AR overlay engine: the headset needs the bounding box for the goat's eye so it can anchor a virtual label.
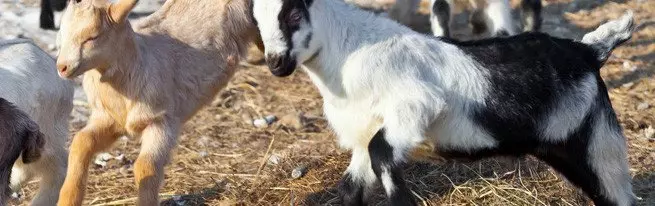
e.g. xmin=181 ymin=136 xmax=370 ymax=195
xmin=287 ymin=9 xmax=302 ymax=26
xmin=84 ymin=35 xmax=100 ymax=43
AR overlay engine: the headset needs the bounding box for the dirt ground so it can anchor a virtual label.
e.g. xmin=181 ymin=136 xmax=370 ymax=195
xmin=6 ymin=0 xmax=655 ymax=205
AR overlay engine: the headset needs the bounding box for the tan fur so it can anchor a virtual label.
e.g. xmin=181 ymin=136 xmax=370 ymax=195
xmin=55 ymin=0 xmax=259 ymax=205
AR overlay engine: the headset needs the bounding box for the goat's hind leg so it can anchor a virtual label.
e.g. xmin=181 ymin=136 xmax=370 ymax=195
xmin=429 ymin=0 xmax=452 ymax=37
xmin=535 ymin=113 xmax=634 ymax=206
xmin=134 ymin=122 xmax=178 ymax=205
xmin=368 ymin=128 xmax=416 ymax=205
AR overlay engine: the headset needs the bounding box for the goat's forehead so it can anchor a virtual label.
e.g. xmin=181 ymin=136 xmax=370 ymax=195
xmin=253 ymin=0 xmax=284 ymax=18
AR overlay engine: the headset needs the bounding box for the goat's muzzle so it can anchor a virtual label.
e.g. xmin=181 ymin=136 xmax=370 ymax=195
xmin=265 ymin=53 xmax=296 ymax=77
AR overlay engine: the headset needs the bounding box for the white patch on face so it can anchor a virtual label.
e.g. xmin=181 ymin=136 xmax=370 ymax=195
xmin=380 ymin=166 xmax=396 ymax=195
xmin=541 ymin=74 xmax=597 ymax=142
xmin=589 ymin=112 xmax=634 ymax=206
xmin=252 ymin=0 xmax=288 ymax=57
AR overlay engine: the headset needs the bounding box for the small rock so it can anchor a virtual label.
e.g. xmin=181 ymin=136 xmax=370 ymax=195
xmin=93 ymin=153 xmax=114 ymax=167
xmin=265 ymin=115 xmax=277 ymax=124
xmin=637 ymin=102 xmax=649 ymax=110
xmin=115 ymin=154 xmax=125 ymax=161
xmin=622 ymin=82 xmax=634 ymax=88
xmin=644 ymin=126 xmax=655 ymax=139
xmin=97 ymin=153 xmax=114 ymax=161
xmin=253 ymin=118 xmax=268 ymax=128
xmin=94 ymin=158 xmax=108 ymax=167
xmin=268 ymin=154 xmax=281 ymax=165
xmin=198 ymin=151 xmax=209 ymax=158
xmin=291 ymin=165 xmax=308 ymax=179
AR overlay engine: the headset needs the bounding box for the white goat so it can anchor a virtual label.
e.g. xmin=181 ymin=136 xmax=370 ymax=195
xmin=0 ymin=39 xmax=73 ymax=205
xmin=252 ymin=0 xmax=635 ymax=205
xmin=54 ymin=0 xmax=260 ymax=205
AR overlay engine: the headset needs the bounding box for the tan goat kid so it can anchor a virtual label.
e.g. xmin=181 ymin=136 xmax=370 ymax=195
xmin=54 ymin=0 xmax=260 ymax=205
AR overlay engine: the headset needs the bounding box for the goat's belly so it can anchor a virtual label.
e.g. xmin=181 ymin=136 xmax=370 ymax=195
xmin=424 ymin=114 xmax=499 ymax=154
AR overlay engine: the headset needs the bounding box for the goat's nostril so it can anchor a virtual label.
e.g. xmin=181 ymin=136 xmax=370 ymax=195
xmin=57 ymin=65 xmax=68 ymax=73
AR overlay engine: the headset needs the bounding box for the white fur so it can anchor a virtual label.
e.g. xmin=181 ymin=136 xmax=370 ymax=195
xmin=380 ymin=166 xmax=396 ymax=195
xmin=483 ymin=0 xmax=516 ymax=35
xmin=0 ymin=39 xmax=73 ymax=205
xmin=540 ymin=74 xmax=597 ymax=142
xmin=589 ymin=112 xmax=634 ymax=206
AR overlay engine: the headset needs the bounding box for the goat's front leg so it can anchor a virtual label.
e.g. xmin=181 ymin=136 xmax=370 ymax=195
xmin=134 ymin=122 xmax=177 ymax=206
xmin=58 ymin=113 xmax=120 ymax=206
xmin=338 ymin=147 xmax=377 ymax=206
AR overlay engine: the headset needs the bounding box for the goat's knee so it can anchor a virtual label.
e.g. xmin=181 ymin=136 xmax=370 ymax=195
xmin=430 ymin=0 xmax=452 ymax=37
xmin=368 ymin=129 xmax=416 ymax=205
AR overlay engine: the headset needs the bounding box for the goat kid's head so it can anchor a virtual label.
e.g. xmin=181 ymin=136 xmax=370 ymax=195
xmin=55 ymin=0 xmax=137 ymax=79
xmin=252 ymin=0 xmax=319 ymax=77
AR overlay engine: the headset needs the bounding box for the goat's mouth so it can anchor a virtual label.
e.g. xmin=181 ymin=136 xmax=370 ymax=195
xmin=266 ymin=54 xmax=297 ymax=77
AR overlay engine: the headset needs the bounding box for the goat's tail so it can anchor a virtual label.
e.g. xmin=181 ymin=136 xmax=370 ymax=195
xmin=581 ymin=11 xmax=635 ymax=63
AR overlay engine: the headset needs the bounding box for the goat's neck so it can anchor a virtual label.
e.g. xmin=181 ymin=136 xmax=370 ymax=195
xmin=301 ymin=0 xmax=412 ymax=100
xmin=99 ymin=28 xmax=142 ymax=89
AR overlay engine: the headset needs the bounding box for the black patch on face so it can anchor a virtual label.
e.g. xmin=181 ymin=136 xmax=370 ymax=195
xmin=302 ymin=32 xmax=312 ymax=48
xmin=266 ymin=0 xmax=314 ymax=77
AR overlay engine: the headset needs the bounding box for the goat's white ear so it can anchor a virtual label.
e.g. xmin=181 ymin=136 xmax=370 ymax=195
xmin=109 ymin=0 xmax=137 ymax=23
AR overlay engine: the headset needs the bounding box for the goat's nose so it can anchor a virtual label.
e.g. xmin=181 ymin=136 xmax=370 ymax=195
xmin=266 ymin=54 xmax=283 ymax=69
xmin=57 ymin=64 xmax=68 ymax=73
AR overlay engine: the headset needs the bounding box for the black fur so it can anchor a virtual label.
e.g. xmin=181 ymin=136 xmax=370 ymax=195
xmin=338 ymin=173 xmax=366 ymax=206
xmin=368 ymin=129 xmax=416 ymax=206
xmin=39 ymin=0 xmax=68 ymax=30
xmin=0 ymin=98 xmax=45 ymax=205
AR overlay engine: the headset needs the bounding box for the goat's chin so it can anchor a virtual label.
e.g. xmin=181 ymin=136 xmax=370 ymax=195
xmin=270 ymin=62 xmax=297 ymax=77
xmin=270 ymin=68 xmax=295 ymax=77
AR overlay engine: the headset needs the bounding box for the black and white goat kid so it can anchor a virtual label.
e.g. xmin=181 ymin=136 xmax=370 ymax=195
xmin=251 ymin=0 xmax=636 ymax=205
